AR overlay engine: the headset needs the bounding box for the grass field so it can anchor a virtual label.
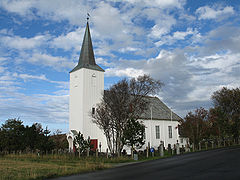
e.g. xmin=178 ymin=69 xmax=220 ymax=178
xmin=0 ymin=154 xmax=133 ymax=180
xmin=1 ymin=145 xmax=236 ymax=180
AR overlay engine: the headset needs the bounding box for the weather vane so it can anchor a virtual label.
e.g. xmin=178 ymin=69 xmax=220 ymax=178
xmin=87 ymin=13 xmax=90 ymax=22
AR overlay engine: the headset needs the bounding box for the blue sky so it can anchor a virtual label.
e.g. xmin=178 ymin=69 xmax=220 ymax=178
xmin=0 ymin=0 xmax=239 ymax=133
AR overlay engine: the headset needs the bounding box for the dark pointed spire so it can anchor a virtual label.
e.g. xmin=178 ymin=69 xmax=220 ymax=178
xmin=70 ymin=22 xmax=104 ymax=73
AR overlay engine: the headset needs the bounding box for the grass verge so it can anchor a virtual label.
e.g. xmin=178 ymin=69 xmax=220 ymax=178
xmin=0 ymin=154 xmax=132 ymax=180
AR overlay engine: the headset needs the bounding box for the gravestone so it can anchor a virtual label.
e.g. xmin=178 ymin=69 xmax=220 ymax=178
xmin=146 ymin=146 xmax=149 ymax=158
xmin=106 ymin=148 xmax=108 ymax=158
xmin=176 ymin=142 xmax=180 ymax=155
xmin=96 ymin=148 xmax=98 ymax=157
xmin=87 ymin=148 xmax=89 ymax=157
xmin=160 ymin=144 xmax=164 ymax=157
xmin=133 ymin=153 xmax=138 ymax=161
xmin=167 ymin=144 xmax=172 ymax=155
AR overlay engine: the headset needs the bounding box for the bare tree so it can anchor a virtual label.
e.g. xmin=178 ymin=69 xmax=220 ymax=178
xmin=92 ymin=75 xmax=162 ymax=155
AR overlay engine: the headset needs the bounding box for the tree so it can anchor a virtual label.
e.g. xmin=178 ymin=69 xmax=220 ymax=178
xmin=0 ymin=118 xmax=25 ymax=152
xmin=50 ymin=129 xmax=68 ymax=150
xmin=73 ymin=131 xmax=91 ymax=157
xmin=37 ymin=126 xmax=54 ymax=153
xmin=211 ymin=87 xmax=240 ymax=139
xmin=178 ymin=108 xmax=210 ymax=145
xmin=24 ymin=123 xmax=43 ymax=151
xmin=122 ymin=118 xmax=145 ymax=150
xmin=0 ymin=119 xmax=64 ymax=153
xmin=92 ymin=74 xmax=162 ymax=155
xmin=209 ymin=107 xmax=230 ymax=140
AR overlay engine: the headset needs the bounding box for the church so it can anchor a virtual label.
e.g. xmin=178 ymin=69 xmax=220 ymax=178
xmin=67 ymin=22 xmax=187 ymax=153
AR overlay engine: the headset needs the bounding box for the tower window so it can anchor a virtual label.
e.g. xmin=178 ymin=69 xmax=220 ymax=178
xmin=92 ymin=74 xmax=96 ymax=87
xmin=92 ymin=107 xmax=95 ymax=115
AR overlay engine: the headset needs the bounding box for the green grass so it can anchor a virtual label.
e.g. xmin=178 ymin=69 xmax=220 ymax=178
xmin=0 ymin=154 xmax=133 ymax=180
xmin=2 ymin=145 xmax=239 ymax=180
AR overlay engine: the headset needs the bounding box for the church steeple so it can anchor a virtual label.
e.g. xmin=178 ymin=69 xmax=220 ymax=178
xmin=70 ymin=22 xmax=104 ymax=73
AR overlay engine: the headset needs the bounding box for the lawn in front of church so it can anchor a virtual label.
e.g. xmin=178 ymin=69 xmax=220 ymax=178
xmin=0 ymin=153 xmax=132 ymax=180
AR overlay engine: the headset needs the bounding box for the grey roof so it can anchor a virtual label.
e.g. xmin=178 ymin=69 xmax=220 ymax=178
xmin=103 ymin=90 xmax=181 ymax=121
xmin=139 ymin=96 xmax=182 ymax=121
xmin=70 ymin=22 xmax=104 ymax=73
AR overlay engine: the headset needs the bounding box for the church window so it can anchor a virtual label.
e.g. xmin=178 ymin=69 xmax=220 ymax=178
xmin=168 ymin=126 xmax=172 ymax=138
xmin=74 ymin=75 xmax=78 ymax=87
xmin=92 ymin=107 xmax=95 ymax=115
xmin=155 ymin=125 xmax=160 ymax=139
xmin=92 ymin=74 xmax=96 ymax=87
xmin=180 ymin=138 xmax=183 ymax=143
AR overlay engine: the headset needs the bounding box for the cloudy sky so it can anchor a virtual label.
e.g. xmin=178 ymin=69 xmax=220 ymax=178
xmin=0 ymin=0 xmax=239 ymax=133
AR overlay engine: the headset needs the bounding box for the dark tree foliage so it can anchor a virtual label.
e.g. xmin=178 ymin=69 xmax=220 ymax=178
xmin=211 ymin=87 xmax=240 ymax=139
xmin=178 ymin=108 xmax=210 ymax=145
xmin=24 ymin=123 xmax=43 ymax=150
xmin=92 ymin=74 xmax=162 ymax=155
xmin=0 ymin=119 xmax=55 ymax=153
xmin=122 ymin=118 xmax=145 ymax=149
xmin=0 ymin=118 xmax=25 ymax=152
xmin=37 ymin=126 xmax=55 ymax=153
xmin=73 ymin=131 xmax=91 ymax=155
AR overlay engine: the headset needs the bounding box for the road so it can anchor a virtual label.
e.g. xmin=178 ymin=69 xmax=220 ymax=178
xmin=52 ymin=146 xmax=240 ymax=180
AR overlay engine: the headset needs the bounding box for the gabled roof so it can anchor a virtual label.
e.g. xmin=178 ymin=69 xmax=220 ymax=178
xmin=139 ymin=96 xmax=181 ymax=121
xmin=70 ymin=22 xmax=104 ymax=73
xmin=103 ymin=90 xmax=181 ymax=121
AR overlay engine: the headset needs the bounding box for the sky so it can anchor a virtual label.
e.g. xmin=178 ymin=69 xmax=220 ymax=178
xmin=0 ymin=0 xmax=239 ymax=134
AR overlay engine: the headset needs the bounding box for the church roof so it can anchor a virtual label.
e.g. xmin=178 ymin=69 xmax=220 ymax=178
xmin=139 ymin=96 xmax=182 ymax=121
xmin=70 ymin=22 xmax=104 ymax=73
xmin=103 ymin=90 xmax=181 ymax=121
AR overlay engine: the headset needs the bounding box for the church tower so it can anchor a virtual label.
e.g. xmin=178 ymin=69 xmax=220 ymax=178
xmin=68 ymin=22 xmax=106 ymax=151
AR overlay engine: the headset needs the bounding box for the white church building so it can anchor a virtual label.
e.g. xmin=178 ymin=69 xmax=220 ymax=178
xmin=67 ymin=22 xmax=187 ymax=153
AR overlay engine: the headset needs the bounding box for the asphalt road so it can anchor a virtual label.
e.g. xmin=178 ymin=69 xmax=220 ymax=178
xmin=52 ymin=146 xmax=240 ymax=180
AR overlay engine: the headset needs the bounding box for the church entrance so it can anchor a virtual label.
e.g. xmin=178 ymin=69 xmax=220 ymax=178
xmin=90 ymin=139 xmax=98 ymax=151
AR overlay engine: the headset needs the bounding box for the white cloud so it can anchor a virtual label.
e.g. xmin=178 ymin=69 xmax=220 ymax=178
xmin=0 ymin=67 xmax=4 ymax=73
xmin=196 ymin=5 xmax=234 ymax=20
xmin=0 ymin=91 xmax=69 ymax=125
xmin=150 ymin=24 xmax=169 ymax=38
xmin=1 ymin=34 xmax=49 ymax=50
xmin=0 ymin=68 xmax=69 ymax=129
xmin=119 ymin=0 xmax=185 ymax=9
xmin=51 ymin=28 xmax=84 ymax=51
xmin=0 ymin=0 xmax=34 ymax=16
xmin=149 ymin=14 xmax=176 ymax=39
xmin=105 ymin=67 xmax=144 ymax=78
xmin=144 ymin=0 xmax=184 ymax=8
xmin=155 ymin=28 xmax=198 ymax=47
xmin=92 ymin=1 xmax=133 ymax=45
xmin=29 ymin=53 xmax=74 ymax=70
xmin=173 ymin=28 xmax=194 ymax=40
xmin=119 ymin=47 xmax=140 ymax=53
xmin=13 ymin=73 xmax=48 ymax=81
xmin=0 ymin=0 xmax=87 ymax=25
